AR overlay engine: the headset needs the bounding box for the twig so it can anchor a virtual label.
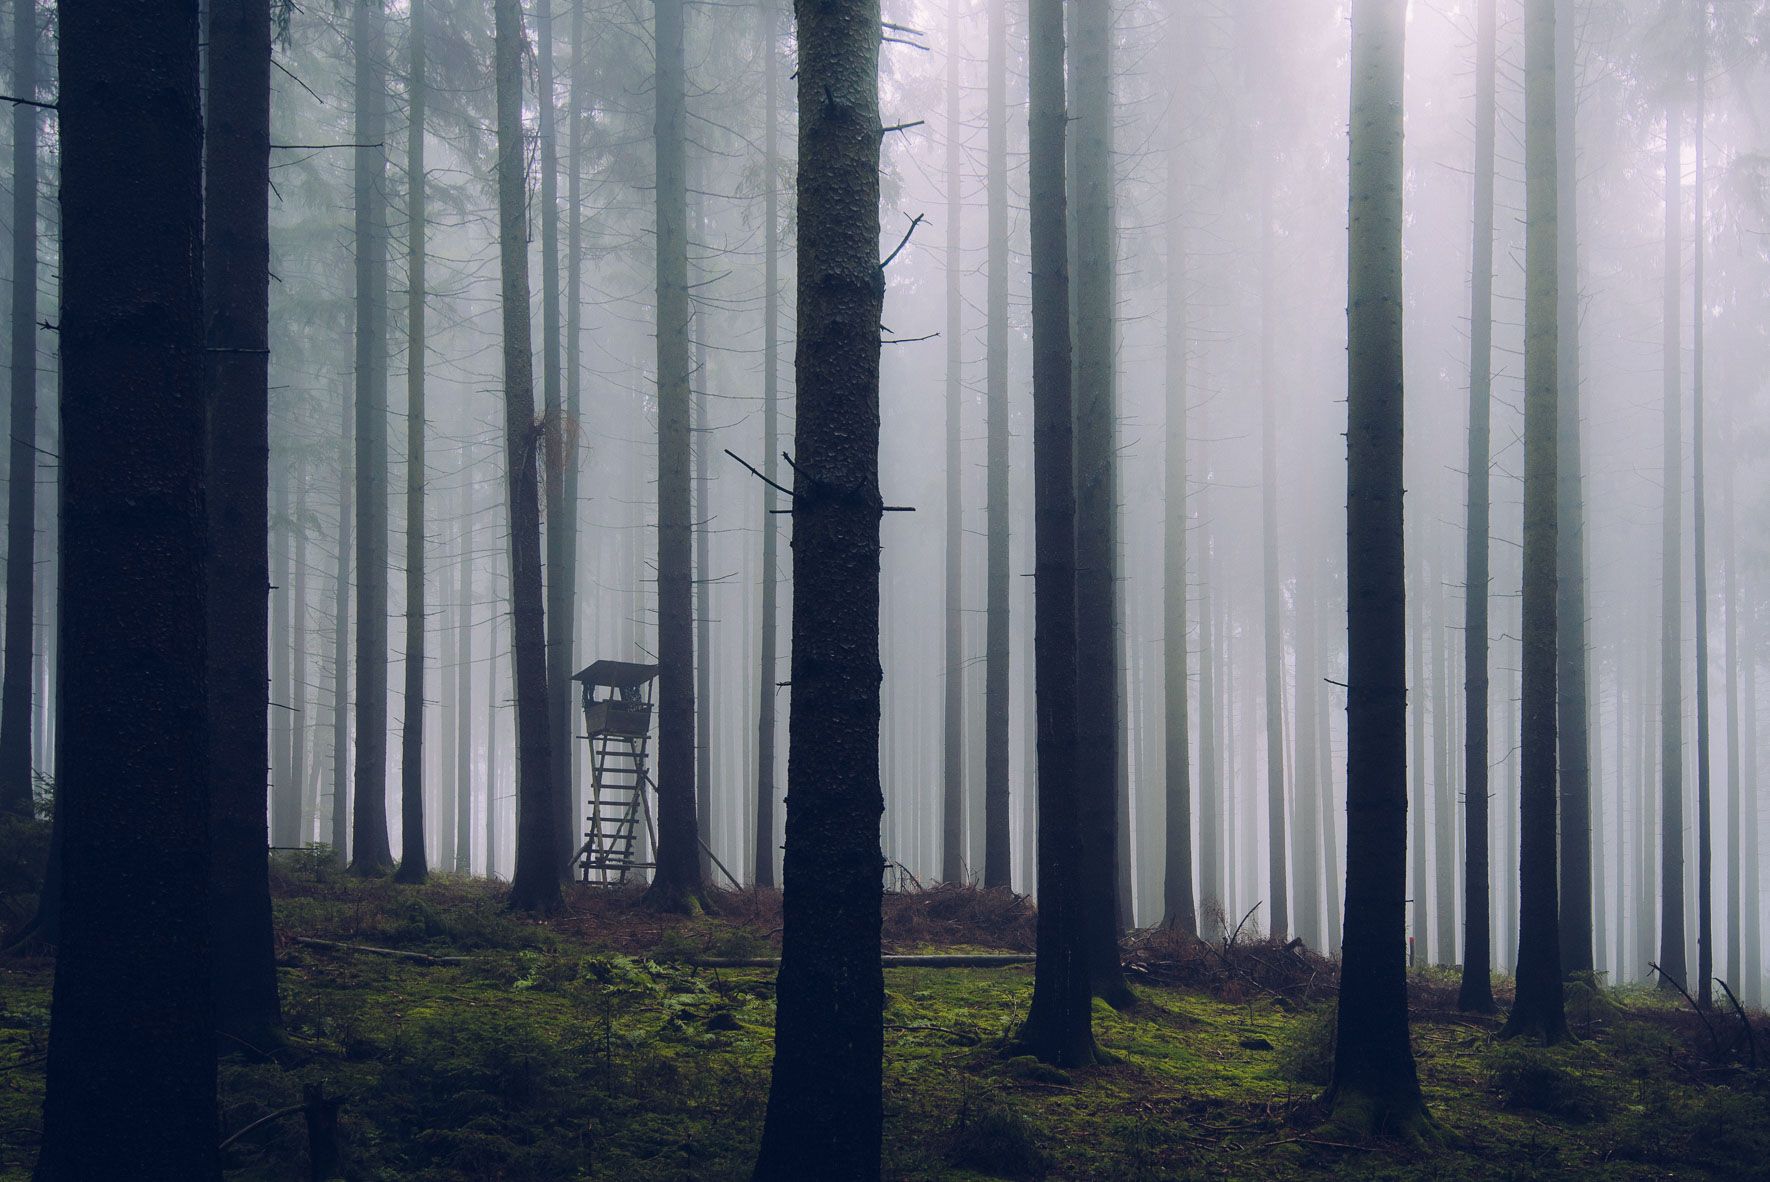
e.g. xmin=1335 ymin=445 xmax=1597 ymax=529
xmin=724 ymin=448 xmax=793 ymax=498
xmin=290 ymin=935 xmax=470 ymax=965
xmin=1649 ymin=961 xmax=1719 ymax=1053
xmin=1715 ymin=977 xmax=1757 ymax=1069
xmin=219 ymin=1103 xmax=308 ymax=1151
xmin=880 ymin=213 xmax=926 ymax=269
xmin=0 ymin=93 xmax=55 ymax=111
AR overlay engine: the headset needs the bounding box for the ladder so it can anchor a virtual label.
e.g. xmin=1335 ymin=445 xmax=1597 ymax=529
xmin=577 ymin=730 xmax=658 ymax=883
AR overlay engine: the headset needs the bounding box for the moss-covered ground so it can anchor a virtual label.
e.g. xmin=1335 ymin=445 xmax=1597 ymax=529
xmin=4 ymin=857 xmax=1770 ymax=1180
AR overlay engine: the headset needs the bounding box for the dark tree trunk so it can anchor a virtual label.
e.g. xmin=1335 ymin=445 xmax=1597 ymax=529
xmin=1724 ymin=388 xmax=1742 ymax=995
xmin=1070 ymin=0 xmax=1130 ymax=1008
xmin=981 ymin=0 xmax=1011 ymax=891
xmin=749 ymin=0 xmax=886 ymax=1167
xmin=1553 ymin=0 xmax=1592 ymax=981
xmin=330 ymin=395 xmax=353 ymax=862
xmin=1458 ymin=0 xmax=1497 ymax=1015
xmin=395 ymin=0 xmax=429 ymax=886
xmin=497 ymin=0 xmax=561 ymax=916
xmin=350 ymin=0 xmax=393 ymax=875
xmin=271 ymin=474 xmax=294 ymax=845
xmin=204 ymin=0 xmax=282 ymax=1047
xmin=941 ymin=0 xmax=965 ymax=885
xmin=1015 ymin=0 xmax=1098 ymax=1069
xmin=752 ymin=0 xmax=782 ymax=890
xmin=1501 ymin=0 xmax=1568 ymax=1045
xmin=1326 ymin=0 xmax=1428 ymax=1135
xmin=693 ymin=189 xmax=713 ymax=882
xmin=39 ymin=1 xmax=216 ymax=1173
xmin=291 ymin=469 xmax=311 ymax=839
xmin=0 ymin=0 xmax=37 ymax=818
xmin=1161 ymin=120 xmax=1194 ymax=936
xmin=1658 ymin=97 xmax=1688 ymax=994
xmin=1690 ymin=7 xmax=1713 ymax=1010
xmin=645 ymin=0 xmax=705 ymax=912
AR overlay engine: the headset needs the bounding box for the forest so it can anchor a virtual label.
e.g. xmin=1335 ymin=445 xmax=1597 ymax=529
xmin=3 ymin=0 xmax=1770 ymax=1177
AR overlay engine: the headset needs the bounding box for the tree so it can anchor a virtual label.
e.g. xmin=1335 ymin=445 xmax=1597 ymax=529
xmin=941 ymin=0 xmax=965 ymax=886
xmin=497 ymin=0 xmax=562 ymax=917
xmin=350 ymin=0 xmax=394 ymax=876
xmin=1554 ymin=0 xmax=1593 ymax=981
xmin=981 ymin=0 xmax=1012 ymax=891
xmin=1658 ymin=93 xmax=1688 ymax=995
xmin=1015 ymin=0 xmax=1097 ymax=1070
xmin=748 ymin=0 xmax=886 ymax=1166
xmin=1689 ymin=0 xmax=1714 ymax=1011
xmin=1458 ymin=0 xmax=1498 ymax=1016
xmin=205 ymin=0 xmax=282 ymax=1046
xmin=38 ymin=0 xmax=216 ymax=1173
xmin=561 ymin=0 xmax=587 ymax=880
xmin=752 ymin=0 xmax=783 ymax=890
xmin=0 ymin=0 xmax=38 ymax=818
xmin=395 ymin=0 xmax=430 ymax=886
xmin=646 ymin=0 xmax=705 ymax=912
xmin=1326 ymin=0 xmax=1428 ymax=1136
xmin=1500 ymin=0 xmax=1568 ymax=1046
xmin=330 ymin=395 xmax=353 ymax=862
xmin=1071 ymin=0 xmax=1130 ymax=1007
xmin=1259 ymin=171 xmax=1290 ymax=944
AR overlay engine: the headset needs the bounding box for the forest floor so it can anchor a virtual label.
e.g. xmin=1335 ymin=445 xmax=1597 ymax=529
xmin=3 ymin=852 xmax=1770 ymax=1180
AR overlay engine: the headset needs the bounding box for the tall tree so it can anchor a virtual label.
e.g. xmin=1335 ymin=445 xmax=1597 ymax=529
xmin=1723 ymin=387 xmax=1742 ymax=995
xmin=330 ymin=395 xmax=353 ymax=862
xmin=981 ymin=0 xmax=1011 ymax=890
xmin=39 ymin=0 xmax=216 ymax=1172
xmin=0 ymin=0 xmax=38 ymax=818
xmin=562 ymin=0 xmax=587 ymax=877
xmin=1015 ymin=0 xmax=1096 ymax=1068
xmin=748 ymin=0 xmax=886 ymax=1164
xmin=395 ymin=0 xmax=430 ymax=886
xmin=1658 ymin=94 xmax=1688 ymax=994
xmin=646 ymin=0 xmax=705 ymax=911
xmin=1161 ymin=95 xmax=1195 ymax=936
xmin=1071 ymin=0 xmax=1130 ymax=1006
xmin=1689 ymin=1 xmax=1713 ymax=1011
xmin=1327 ymin=0 xmax=1427 ymax=1135
xmin=455 ymin=511 xmax=473 ymax=874
xmin=1458 ymin=0 xmax=1498 ymax=1015
xmin=497 ymin=0 xmax=562 ymax=916
xmin=941 ymin=0 xmax=965 ymax=886
xmin=1553 ymin=0 xmax=1592 ymax=980
xmin=752 ymin=0 xmax=782 ymax=890
xmin=1501 ymin=0 xmax=1568 ymax=1046
xmin=205 ymin=0 xmax=281 ymax=1045
xmin=1258 ymin=170 xmax=1289 ymax=943
xmin=350 ymin=0 xmax=394 ymax=875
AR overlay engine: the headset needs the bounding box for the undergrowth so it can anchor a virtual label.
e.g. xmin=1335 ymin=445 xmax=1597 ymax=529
xmin=1 ymin=865 xmax=1767 ymax=1180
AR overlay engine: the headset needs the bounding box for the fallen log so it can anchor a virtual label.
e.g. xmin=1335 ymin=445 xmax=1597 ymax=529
xmin=688 ymin=953 xmax=1034 ymax=969
xmin=289 ymin=936 xmax=471 ymax=965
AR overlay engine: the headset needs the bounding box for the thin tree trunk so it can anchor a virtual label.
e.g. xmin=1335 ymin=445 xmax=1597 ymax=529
xmin=1742 ymin=597 xmax=1760 ymax=1007
xmin=331 ymin=396 xmax=353 ymax=861
xmin=1327 ymin=0 xmax=1427 ymax=1133
xmin=1411 ymin=551 xmax=1429 ymax=962
xmin=1161 ymin=116 xmax=1194 ymax=935
xmin=1658 ymin=97 xmax=1688 ymax=993
xmin=0 ymin=0 xmax=37 ymax=818
xmin=293 ymin=467 xmax=312 ymax=840
xmin=693 ymin=188 xmax=713 ymax=882
xmin=456 ymin=510 xmax=473 ymax=874
xmin=752 ymin=0 xmax=782 ymax=890
xmin=1198 ymin=517 xmax=1221 ymax=926
xmin=1433 ymin=569 xmax=1454 ymax=964
xmin=350 ymin=0 xmax=393 ymax=875
xmin=646 ymin=0 xmax=704 ymax=911
xmin=1501 ymin=0 xmax=1567 ymax=1044
xmin=982 ymin=0 xmax=1011 ymax=891
xmin=1690 ymin=6 xmax=1714 ymax=1009
xmin=562 ymin=0 xmax=587 ymax=879
xmin=1258 ymin=172 xmax=1289 ymax=943
xmin=271 ymin=473 xmax=295 ymax=845
xmin=40 ymin=1 xmax=216 ymax=1169
xmin=941 ymin=0 xmax=965 ymax=885
xmin=1316 ymin=574 xmax=1340 ymax=958
xmin=1724 ymin=391 xmax=1743 ymax=994
xmin=395 ymin=0 xmax=429 ymax=886
xmin=1459 ymin=0 xmax=1497 ymax=1015
xmin=749 ymin=0 xmax=887 ymax=1163
xmin=1292 ymin=543 xmax=1321 ymax=950
xmin=496 ymin=0 xmax=561 ymax=916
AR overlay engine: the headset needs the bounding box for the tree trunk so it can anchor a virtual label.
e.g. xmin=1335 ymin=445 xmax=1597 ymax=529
xmin=1015 ymin=0 xmax=1097 ymax=1069
xmin=271 ymin=472 xmax=294 ymax=845
xmin=1458 ymin=0 xmax=1497 ymax=1015
xmin=646 ymin=0 xmax=704 ymax=912
xmin=1316 ymin=574 xmax=1340 ymax=958
xmin=330 ymin=392 xmax=353 ymax=863
xmin=982 ymin=0 xmax=1011 ymax=891
xmin=0 ymin=0 xmax=37 ymax=818
xmin=693 ymin=186 xmax=713 ymax=883
xmin=1327 ymin=0 xmax=1427 ymax=1134
xmin=350 ymin=0 xmax=393 ymax=875
xmin=456 ymin=510 xmax=473 ymax=874
xmin=1161 ymin=116 xmax=1194 ymax=935
xmin=749 ymin=0 xmax=887 ymax=1166
xmin=1723 ymin=394 xmax=1742 ymax=995
xmin=204 ymin=0 xmax=281 ymax=1048
xmin=562 ymin=0 xmax=587 ymax=879
xmin=39 ymin=2 xmax=216 ymax=1171
xmin=1411 ymin=551 xmax=1429 ymax=962
xmin=497 ymin=0 xmax=561 ymax=916
xmin=941 ymin=0 xmax=965 ymax=886
xmin=1690 ymin=8 xmax=1713 ymax=1010
xmin=1658 ymin=97 xmax=1688 ymax=994
xmin=1433 ymin=570 xmax=1454 ymax=964
xmin=1198 ymin=518 xmax=1221 ymax=925
xmin=395 ymin=0 xmax=429 ymax=886
xmin=1742 ymin=595 xmax=1760 ymax=1007
xmin=753 ymin=0 xmax=782 ymax=890
xmin=1258 ymin=173 xmax=1289 ymax=944
xmin=292 ymin=468 xmax=312 ymax=840
xmin=1070 ymin=0 xmax=1130 ymax=1008
xmin=1292 ymin=543 xmax=1321 ymax=950
xmin=1501 ymin=0 xmax=1567 ymax=1045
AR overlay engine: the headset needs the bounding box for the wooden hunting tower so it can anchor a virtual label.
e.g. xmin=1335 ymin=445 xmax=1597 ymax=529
xmin=571 ymin=659 xmax=660 ymax=883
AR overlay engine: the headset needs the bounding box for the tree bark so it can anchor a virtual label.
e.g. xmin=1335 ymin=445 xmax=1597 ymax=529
xmin=39 ymin=1 xmax=217 ymax=1171
xmin=752 ymin=0 xmax=782 ymax=890
xmin=749 ymin=0 xmax=886 ymax=1166
xmin=455 ymin=509 xmax=473 ymax=874
xmin=562 ymin=0 xmax=587 ymax=879
xmin=395 ymin=0 xmax=429 ymax=886
xmin=330 ymin=393 xmax=353 ymax=862
xmin=497 ymin=0 xmax=561 ymax=916
xmin=1501 ymin=0 xmax=1567 ymax=1045
xmin=982 ymin=0 xmax=1011 ymax=891
xmin=1690 ymin=5 xmax=1713 ymax=1010
xmin=1161 ymin=114 xmax=1194 ymax=936
xmin=1327 ymin=0 xmax=1427 ymax=1134
xmin=1658 ymin=97 xmax=1688 ymax=994
xmin=1258 ymin=171 xmax=1289 ymax=944
xmin=941 ymin=0 xmax=965 ymax=886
